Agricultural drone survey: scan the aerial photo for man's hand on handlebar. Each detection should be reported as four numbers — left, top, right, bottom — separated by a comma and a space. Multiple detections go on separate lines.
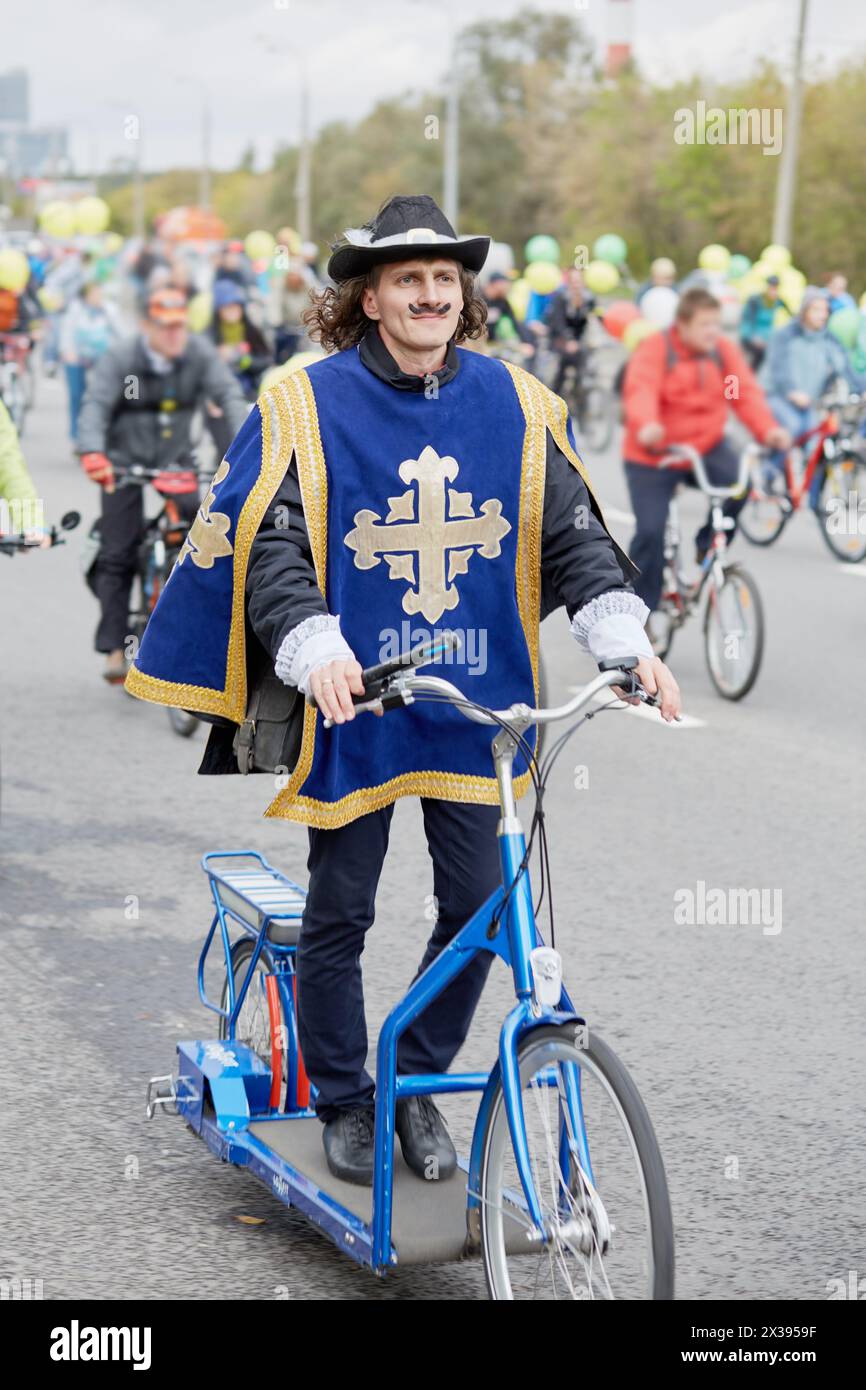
308, 658, 384, 725
637, 422, 665, 449
763, 425, 791, 451
613, 655, 681, 723
81, 452, 115, 492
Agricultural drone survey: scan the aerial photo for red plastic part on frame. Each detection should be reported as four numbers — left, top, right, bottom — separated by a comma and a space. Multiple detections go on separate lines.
292, 975, 311, 1109
266, 975, 282, 1110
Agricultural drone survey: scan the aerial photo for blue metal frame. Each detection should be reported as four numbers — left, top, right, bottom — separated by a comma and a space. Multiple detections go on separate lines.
176, 825, 588, 1273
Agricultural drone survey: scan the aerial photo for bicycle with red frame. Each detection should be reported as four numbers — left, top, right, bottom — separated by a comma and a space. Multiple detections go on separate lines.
739, 380, 866, 563
115, 459, 203, 737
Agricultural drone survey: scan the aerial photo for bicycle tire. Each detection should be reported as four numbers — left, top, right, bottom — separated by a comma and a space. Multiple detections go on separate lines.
479, 1023, 674, 1300
816, 457, 866, 563
577, 385, 614, 453
738, 472, 789, 547
703, 563, 764, 700
219, 937, 288, 1097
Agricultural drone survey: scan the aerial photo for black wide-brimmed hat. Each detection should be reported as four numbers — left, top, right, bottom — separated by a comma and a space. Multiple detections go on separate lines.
327, 194, 490, 283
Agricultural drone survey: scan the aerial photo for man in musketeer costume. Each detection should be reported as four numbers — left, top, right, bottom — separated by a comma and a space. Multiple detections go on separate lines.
127, 195, 680, 1185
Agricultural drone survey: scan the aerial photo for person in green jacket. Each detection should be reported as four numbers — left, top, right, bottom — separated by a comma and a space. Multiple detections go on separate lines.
0, 397, 44, 540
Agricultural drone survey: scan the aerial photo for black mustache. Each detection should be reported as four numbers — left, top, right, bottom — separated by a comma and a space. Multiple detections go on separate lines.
408, 302, 452, 316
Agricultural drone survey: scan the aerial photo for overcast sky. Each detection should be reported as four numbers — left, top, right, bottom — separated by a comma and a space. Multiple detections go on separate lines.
12, 0, 865, 173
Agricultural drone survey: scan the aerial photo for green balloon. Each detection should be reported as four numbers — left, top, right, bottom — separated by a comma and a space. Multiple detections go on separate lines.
593, 233, 627, 266
728, 254, 752, 279
828, 307, 861, 350
525, 234, 560, 265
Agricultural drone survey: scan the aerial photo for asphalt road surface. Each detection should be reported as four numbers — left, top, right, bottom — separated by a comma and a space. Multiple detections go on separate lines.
1, 373, 864, 1301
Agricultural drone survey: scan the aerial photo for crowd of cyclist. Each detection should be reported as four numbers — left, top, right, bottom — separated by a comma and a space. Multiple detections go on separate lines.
1, 224, 864, 678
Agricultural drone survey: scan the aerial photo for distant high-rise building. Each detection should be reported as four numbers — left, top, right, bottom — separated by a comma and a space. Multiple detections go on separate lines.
0, 67, 69, 178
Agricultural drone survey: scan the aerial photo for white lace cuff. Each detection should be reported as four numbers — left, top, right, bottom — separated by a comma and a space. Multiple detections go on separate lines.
571, 591, 652, 663
275, 614, 354, 693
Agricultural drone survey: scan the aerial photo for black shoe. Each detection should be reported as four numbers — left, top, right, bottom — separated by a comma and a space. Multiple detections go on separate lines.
395, 1094, 457, 1182
322, 1106, 375, 1186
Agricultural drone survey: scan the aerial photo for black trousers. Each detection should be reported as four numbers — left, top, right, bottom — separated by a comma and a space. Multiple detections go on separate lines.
91, 484, 198, 653
624, 438, 747, 612
296, 798, 502, 1122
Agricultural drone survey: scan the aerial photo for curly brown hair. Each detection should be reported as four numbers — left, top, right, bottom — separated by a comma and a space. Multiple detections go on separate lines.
302, 259, 488, 354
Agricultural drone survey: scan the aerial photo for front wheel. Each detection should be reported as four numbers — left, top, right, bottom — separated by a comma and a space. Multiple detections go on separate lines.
703, 563, 764, 700
817, 455, 866, 563
738, 459, 790, 546
478, 1023, 674, 1300
576, 384, 614, 453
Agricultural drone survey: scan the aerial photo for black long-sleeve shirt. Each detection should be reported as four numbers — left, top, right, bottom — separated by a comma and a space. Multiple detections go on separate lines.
246, 327, 635, 664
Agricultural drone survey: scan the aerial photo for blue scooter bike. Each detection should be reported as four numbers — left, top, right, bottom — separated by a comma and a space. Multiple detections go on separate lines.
146, 643, 674, 1298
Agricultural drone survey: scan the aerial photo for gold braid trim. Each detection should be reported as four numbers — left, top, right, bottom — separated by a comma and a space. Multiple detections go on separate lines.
264, 370, 328, 817
500, 360, 548, 705
266, 767, 534, 830
124, 394, 295, 721
501, 362, 636, 571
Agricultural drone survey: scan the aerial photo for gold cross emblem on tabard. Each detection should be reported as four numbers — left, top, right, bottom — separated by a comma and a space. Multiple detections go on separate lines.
344, 445, 511, 624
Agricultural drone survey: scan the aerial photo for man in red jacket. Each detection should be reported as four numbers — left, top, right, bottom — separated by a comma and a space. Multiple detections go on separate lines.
622, 287, 790, 618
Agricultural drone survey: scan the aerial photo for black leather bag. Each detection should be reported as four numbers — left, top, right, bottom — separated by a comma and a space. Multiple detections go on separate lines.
233, 669, 304, 774
194, 628, 304, 777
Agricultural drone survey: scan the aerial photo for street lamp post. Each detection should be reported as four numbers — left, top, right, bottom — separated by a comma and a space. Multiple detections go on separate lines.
443, 26, 459, 229
772, 0, 809, 248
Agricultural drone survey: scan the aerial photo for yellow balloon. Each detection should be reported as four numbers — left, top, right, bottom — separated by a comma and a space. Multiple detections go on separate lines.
0, 248, 30, 293
780, 266, 805, 290
244, 229, 275, 262
773, 306, 792, 327
75, 196, 110, 235
102, 231, 124, 256
187, 291, 213, 333
39, 200, 77, 239
760, 243, 791, 269
259, 350, 326, 393
507, 277, 531, 322
860, 290, 866, 312
525, 260, 562, 295
584, 259, 620, 294
698, 244, 731, 273
622, 318, 658, 352
37, 286, 63, 313
779, 281, 803, 313
277, 226, 303, 255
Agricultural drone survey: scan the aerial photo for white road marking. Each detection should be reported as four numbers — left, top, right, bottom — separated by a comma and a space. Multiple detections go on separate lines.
567, 685, 707, 728
601, 506, 636, 526
836, 564, 866, 577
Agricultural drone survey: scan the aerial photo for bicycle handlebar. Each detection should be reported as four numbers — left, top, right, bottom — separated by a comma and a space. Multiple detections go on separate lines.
654, 442, 752, 499
314, 652, 660, 731
112, 457, 204, 487
0, 510, 80, 555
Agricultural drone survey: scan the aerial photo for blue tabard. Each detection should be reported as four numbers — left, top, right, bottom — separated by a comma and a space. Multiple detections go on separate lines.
127, 345, 610, 828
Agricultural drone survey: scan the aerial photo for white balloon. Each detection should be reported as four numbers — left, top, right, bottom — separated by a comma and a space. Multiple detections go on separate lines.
641, 285, 680, 327
481, 240, 515, 282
